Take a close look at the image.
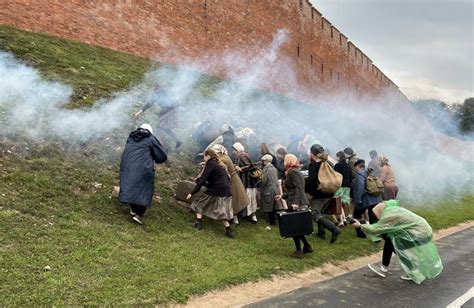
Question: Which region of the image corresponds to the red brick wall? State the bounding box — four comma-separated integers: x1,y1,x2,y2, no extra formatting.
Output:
0,0,405,102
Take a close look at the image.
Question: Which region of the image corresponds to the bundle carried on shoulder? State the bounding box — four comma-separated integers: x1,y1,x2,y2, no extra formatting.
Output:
317,152,342,193
366,168,384,196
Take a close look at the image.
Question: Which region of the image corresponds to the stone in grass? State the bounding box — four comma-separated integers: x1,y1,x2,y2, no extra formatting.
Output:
43,265,51,272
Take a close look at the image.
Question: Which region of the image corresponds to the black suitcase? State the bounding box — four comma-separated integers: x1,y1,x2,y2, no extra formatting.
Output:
174,180,205,203
277,210,314,238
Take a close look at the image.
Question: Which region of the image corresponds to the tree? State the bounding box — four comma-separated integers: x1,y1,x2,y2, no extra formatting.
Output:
459,97,474,133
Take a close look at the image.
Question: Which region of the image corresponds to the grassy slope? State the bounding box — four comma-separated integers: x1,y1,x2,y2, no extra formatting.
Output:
1,25,473,305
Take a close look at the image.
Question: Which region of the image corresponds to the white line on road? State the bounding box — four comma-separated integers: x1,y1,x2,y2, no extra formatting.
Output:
447,287,474,308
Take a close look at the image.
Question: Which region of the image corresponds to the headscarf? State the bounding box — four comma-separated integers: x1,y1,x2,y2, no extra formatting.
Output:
284,154,299,175
380,156,390,166
240,127,255,138
261,154,273,163
140,123,153,135
212,144,228,156
232,142,245,153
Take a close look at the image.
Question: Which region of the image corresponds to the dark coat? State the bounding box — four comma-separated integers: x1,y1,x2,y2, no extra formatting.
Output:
259,163,280,212
334,161,352,188
234,152,258,188
276,158,285,179
305,160,334,200
353,169,383,209
191,159,232,197
119,129,167,207
284,167,310,206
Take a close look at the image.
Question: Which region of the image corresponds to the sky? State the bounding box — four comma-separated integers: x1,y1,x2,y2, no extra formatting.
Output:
311,0,473,104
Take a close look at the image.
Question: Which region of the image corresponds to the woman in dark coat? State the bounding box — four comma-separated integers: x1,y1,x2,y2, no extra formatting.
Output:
119,124,167,225
259,154,283,225
187,148,235,238
277,154,313,258
212,144,249,225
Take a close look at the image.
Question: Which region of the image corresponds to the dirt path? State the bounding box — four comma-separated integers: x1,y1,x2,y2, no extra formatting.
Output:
180,221,474,308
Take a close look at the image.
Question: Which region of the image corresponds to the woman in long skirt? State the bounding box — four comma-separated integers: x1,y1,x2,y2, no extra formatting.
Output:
212,144,249,225
187,148,235,238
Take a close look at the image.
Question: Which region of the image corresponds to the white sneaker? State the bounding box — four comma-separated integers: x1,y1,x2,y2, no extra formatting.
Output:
400,275,412,281
132,215,143,225
368,263,386,278
380,265,389,273
130,208,136,216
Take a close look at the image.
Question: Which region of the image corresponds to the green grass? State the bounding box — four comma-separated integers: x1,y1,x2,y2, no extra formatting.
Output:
1,149,473,305
1,25,474,305
0,25,151,107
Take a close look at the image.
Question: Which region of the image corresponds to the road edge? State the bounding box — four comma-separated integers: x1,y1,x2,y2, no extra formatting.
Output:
180,220,474,308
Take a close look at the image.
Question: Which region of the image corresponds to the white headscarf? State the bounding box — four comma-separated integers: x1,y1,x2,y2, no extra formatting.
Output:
212,144,228,155
232,142,245,153
140,123,153,135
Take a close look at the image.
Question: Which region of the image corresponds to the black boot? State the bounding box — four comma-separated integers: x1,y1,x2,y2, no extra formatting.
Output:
320,218,340,243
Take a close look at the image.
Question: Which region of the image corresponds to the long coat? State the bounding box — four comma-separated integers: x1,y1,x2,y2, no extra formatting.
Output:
119,129,167,207
220,154,249,213
259,163,281,212
284,167,310,207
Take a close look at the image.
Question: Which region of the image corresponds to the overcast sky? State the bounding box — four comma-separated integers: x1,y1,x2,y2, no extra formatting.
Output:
311,0,473,104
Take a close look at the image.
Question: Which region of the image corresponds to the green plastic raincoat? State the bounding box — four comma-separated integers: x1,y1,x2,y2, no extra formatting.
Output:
361,200,443,284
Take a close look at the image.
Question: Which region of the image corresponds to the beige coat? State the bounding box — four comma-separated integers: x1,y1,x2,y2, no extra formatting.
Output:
380,165,397,187
220,154,249,213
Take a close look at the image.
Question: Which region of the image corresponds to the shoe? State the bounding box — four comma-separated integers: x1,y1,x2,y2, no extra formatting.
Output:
290,250,304,259
337,222,344,227
330,228,341,244
380,265,389,273
303,245,313,254
193,220,202,230
232,216,240,225
132,215,143,225
400,275,412,281
368,263,386,278
130,208,136,216
225,228,235,238
316,233,326,240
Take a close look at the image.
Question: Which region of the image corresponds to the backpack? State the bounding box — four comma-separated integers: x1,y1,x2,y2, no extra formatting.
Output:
317,153,342,194
365,168,384,196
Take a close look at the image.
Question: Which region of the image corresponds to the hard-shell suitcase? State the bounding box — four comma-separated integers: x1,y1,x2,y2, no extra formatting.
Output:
277,210,314,238
174,180,205,203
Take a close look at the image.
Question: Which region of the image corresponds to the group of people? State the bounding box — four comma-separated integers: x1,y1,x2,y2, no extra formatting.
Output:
117,85,441,284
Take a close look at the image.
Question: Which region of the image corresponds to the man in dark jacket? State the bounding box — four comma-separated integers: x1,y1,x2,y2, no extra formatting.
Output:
119,123,167,225
305,144,340,243
352,159,383,237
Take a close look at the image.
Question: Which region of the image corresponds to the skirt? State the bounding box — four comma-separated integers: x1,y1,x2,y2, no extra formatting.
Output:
190,194,233,221
383,186,399,201
246,188,258,215
335,187,351,206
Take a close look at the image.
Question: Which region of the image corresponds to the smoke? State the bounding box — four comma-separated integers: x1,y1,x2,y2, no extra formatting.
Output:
0,30,473,203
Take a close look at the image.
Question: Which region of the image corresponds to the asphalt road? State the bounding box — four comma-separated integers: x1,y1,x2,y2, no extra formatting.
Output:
248,227,474,308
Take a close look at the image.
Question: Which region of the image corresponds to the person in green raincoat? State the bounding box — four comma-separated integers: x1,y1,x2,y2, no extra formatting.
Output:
352,200,443,284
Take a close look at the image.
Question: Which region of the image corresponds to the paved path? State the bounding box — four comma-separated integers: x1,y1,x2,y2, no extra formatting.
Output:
248,227,474,308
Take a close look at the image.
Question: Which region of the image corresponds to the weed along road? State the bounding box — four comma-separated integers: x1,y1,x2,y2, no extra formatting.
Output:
248,227,474,308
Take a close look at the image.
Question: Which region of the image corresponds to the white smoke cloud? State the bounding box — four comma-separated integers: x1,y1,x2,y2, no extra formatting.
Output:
0,29,473,203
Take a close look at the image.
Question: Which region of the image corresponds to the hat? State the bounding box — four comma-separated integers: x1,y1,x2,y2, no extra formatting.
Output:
344,147,354,157
211,144,228,155
261,154,273,162
232,142,245,153
140,123,153,135
310,144,324,155
354,159,365,167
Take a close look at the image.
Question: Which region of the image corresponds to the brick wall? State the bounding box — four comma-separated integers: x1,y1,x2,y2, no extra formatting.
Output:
0,0,406,102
